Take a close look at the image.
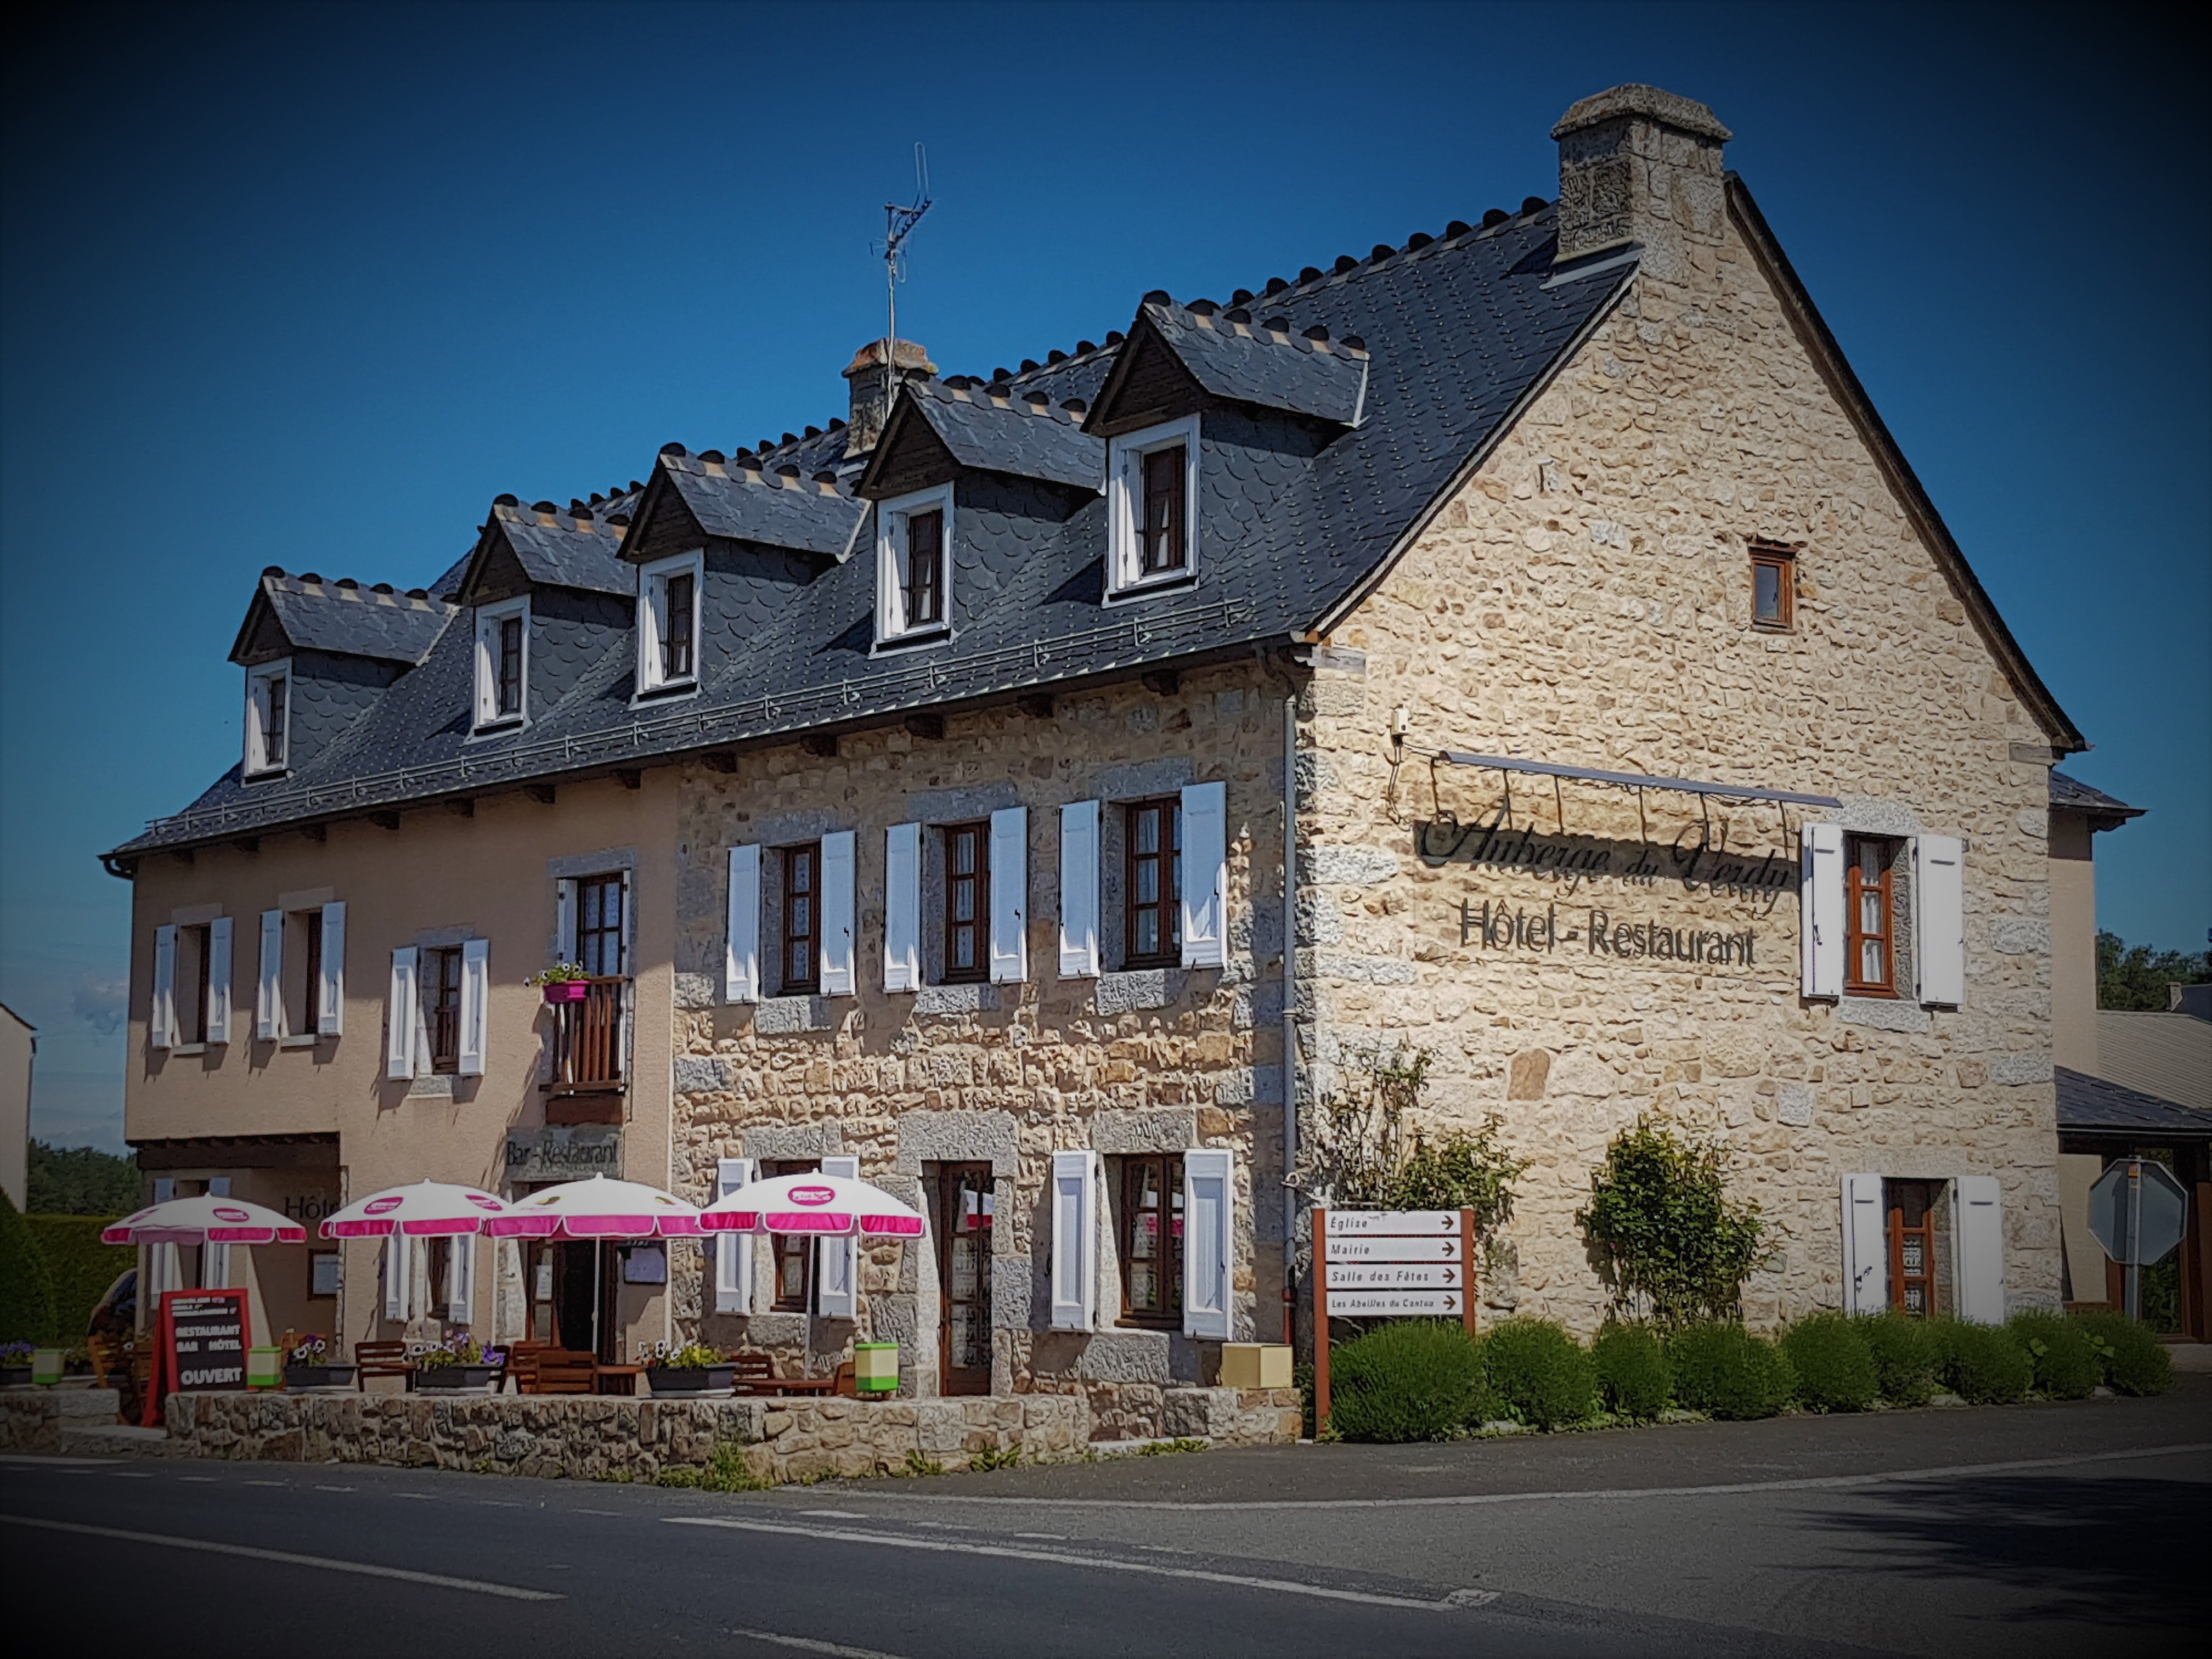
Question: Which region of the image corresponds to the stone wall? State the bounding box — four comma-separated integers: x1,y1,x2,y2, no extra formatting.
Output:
161,1386,1291,1481
0,1388,121,1452
667,665,1296,1401
1294,204,2063,1333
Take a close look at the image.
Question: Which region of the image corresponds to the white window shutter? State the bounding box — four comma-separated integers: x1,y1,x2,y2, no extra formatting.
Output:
819,831,857,996
1049,1150,1099,1331
317,901,346,1036
382,1232,412,1322
883,824,921,992
206,916,233,1043
244,678,263,771
555,878,578,966
386,947,419,1080
1800,823,1844,1000
151,925,178,1051
637,580,664,691
258,910,284,1039
724,847,760,1003
1914,836,1966,1007
458,938,490,1076
1955,1175,2005,1325
1180,781,1228,969
1182,1148,1235,1340
153,1178,177,1202
447,1237,476,1325
988,806,1028,984
816,1153,861,1318
876,515,902,640
713,1157,756,1314
1058,800,1101,978
1841,1173,1887,1314
473,613,496,725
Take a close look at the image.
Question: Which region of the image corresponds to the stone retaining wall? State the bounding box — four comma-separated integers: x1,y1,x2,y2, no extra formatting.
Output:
0,1388,121,1451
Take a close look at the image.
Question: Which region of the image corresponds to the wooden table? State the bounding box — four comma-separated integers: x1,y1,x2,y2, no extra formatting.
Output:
593,1363,647,1396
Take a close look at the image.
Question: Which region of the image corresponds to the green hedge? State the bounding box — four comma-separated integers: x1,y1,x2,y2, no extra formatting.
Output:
1329,1321,1492,1442
1484,1318,1597,1430
2005,1312,2100,1401
2069,1308,2174,1396
24,1216,134,1341
0,1192,60,1344
1934,1318,2033,1404
1591,1322,1671,1420
1857,1311,1938,1405
1781,1313,1878,1412
1667,1321,1795,1419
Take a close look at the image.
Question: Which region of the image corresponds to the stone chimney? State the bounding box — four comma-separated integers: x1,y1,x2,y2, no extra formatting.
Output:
1552,84,1733,285
841,337,936,456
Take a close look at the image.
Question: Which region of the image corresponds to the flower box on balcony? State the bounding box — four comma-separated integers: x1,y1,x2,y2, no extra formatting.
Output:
543,980,591,1004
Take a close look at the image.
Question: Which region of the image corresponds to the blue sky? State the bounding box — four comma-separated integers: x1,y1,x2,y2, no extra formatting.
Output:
3,3,2205,1152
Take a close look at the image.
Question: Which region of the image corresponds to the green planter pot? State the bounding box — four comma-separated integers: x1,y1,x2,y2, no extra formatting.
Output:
855,1341,899,1395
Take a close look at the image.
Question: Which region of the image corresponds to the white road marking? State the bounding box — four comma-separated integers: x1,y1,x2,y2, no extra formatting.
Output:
107,1471,154,1479
313,1484,355,1492
1,1515,563,1601
834,1440,2212,1511
245,1480,287,1488
0,1455,117,1467
392,1492,436,1500
669,1516,1466,1612
178,1476,218,1483
799,1509,871,1519
1012,1532,1066,1540
727,1628,912,1659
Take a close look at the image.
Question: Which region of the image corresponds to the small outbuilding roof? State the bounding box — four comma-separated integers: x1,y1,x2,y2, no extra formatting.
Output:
2056,1066,2212,1137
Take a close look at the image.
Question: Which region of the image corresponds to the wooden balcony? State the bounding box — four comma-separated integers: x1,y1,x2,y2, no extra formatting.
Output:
546,977,626,1123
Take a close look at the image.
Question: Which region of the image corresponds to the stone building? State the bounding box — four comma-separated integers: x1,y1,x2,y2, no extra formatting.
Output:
110,86,2091,1429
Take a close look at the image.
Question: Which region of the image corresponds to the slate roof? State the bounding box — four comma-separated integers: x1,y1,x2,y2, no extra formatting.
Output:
116,201,1651,856
485,490,641,596
2050,769,2144,822
229,572,457,668
2056,1066,2212,1137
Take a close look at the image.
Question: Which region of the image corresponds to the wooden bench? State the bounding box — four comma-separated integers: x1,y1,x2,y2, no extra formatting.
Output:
354,1340,416,1391
520,1350,597,1396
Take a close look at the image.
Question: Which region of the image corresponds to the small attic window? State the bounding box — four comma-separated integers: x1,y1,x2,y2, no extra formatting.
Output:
1106,416,1199,599
875,484,953,648
245,661,290,777
636,551,703,697
473,597,528,730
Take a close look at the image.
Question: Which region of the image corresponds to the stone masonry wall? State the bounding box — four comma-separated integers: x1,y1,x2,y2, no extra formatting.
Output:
1297,211,2062,1333
665,665,1295,1402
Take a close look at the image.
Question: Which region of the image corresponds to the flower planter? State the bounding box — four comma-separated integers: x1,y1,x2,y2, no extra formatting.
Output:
414,1364,501,1392
854,1341,899,1395
542,980,591,1004
0,1366,31,1389
284,1364,359,1391
647,1364,737,1395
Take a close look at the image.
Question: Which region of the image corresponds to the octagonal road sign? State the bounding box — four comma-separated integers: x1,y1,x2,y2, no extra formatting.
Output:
2087,1159,2189,1266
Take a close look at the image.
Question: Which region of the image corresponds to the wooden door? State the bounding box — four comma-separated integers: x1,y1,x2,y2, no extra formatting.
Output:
935,1164,994,1395
1887,1180,1939,1317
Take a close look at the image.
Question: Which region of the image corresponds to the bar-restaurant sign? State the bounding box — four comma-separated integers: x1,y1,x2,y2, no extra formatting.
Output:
505,1126,622,1182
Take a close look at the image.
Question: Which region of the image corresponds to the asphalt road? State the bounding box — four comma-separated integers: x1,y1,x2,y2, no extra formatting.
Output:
5,1383,2207,1658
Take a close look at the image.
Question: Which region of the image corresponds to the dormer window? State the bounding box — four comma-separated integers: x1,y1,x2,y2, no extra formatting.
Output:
637,551,703,696
245,662,290,776
1107,416,1198,597
875,484,953,647
473,597,529,729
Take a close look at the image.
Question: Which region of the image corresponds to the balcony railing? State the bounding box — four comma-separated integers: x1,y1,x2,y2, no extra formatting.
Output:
547,978,627,1111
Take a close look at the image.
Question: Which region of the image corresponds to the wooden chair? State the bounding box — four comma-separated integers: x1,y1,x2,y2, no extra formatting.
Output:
87,1334,126,1390
832,1361,857,1398
728,1352,776,1395
354,1340,416,1391
500,1340,552,1394
522,1350,597,1396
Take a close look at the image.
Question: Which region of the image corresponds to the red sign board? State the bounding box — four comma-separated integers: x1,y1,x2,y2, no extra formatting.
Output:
145,1288,251,1427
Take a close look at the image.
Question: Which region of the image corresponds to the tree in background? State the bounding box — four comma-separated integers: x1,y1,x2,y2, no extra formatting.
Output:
27,1142,140,1216
0,1191,60,1344
1578,1115,1768,1328
2096,931,2212,1012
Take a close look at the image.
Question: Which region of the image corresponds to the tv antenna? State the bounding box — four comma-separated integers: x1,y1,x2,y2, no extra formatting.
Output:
878,143,933,431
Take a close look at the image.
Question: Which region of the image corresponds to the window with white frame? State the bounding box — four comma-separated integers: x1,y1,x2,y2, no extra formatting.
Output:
245,662,291,776
1106,416,1198,597
874,484,953,646
473,597,529,728
636,551,703,696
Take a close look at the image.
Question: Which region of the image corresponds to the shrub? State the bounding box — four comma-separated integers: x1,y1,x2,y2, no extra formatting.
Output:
1483,1318,1598,1430
1934,1318,2032,1404
1591,1322,1671,1420
1781,1313,1879,1412
2005,1311,2100,1400
1329,1321,1490,1442
1294,1047,1526,1232
1857,1311,1938,1406
0,1193,59,1345
21,1217,134,1341
2069,1308,2174,1397
1577,1116,1768,1327
1667,1321,1795,1419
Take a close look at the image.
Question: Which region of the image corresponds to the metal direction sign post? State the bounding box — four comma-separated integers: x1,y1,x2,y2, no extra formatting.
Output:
2086,1158,2190,1321
1312,1207,1478,1436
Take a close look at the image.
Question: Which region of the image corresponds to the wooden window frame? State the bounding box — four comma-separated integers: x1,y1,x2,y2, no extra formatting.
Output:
1123,797,1182,969
1116,1152,1184,1328
780,842,821,995
285,907,323,1039
1138,444,1188,577
496,614,525,716
1884,1178,1942,1318
903,509,945,628
428,945,462,1074
941,820,989,984
1844,834,1897,997
1750,542,1796,633
576,873,627,980
662,571,696,682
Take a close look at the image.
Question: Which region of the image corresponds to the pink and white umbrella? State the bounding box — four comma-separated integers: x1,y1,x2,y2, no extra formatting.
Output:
699,1172,927,1238
319,1180,509,1240
101,1195,307,1246
485,1174,704,1239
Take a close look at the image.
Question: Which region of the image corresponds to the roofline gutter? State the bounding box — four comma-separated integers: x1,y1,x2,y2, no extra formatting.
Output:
1724,176,2086,754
